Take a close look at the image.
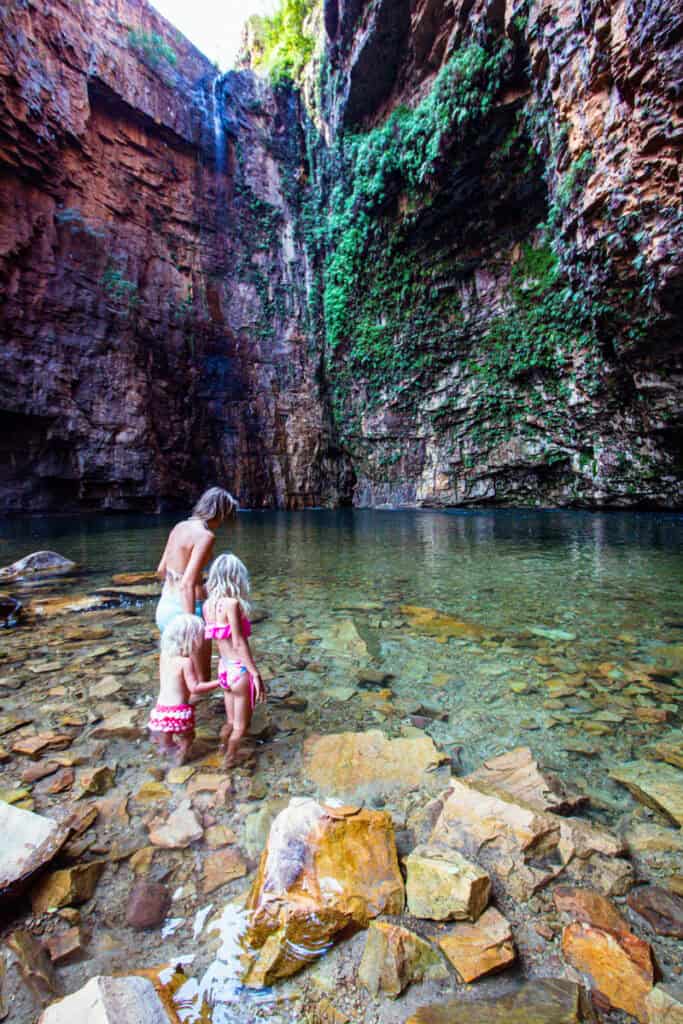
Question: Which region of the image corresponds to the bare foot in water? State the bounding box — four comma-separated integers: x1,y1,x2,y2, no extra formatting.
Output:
224,748,254,769
219,722,233,749
171,734,193,765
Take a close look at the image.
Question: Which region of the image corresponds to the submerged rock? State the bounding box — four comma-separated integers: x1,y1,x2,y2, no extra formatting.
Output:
44,927,83,965
645,983,683,1024
125,880,171,931
31,862,104,913
241,798,404,987
438,907,516,983
404,845,490,921
6,930,60,1006
0,593,22,627
358,921,447,998
405,978,585,1023
466,747,587,814
627,884,683,938
610,760,683,826
303,729,448,804
399,605,491,641
0,802,68,900
148,800,203,848
38,976,168,1023
0,551,77,582
318,619,369,659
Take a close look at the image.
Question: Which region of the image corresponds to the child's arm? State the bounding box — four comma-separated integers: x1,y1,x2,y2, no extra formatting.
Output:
225,601,266,703
184,658,219,695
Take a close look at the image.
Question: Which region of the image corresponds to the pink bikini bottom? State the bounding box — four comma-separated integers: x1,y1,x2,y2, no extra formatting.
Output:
218,659,255,708
148,703,195,734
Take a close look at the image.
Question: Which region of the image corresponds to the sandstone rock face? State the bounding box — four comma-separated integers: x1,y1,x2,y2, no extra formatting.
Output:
241,798,404,987
404,845,491,921
358,921,447,998
0,0,351,511
302,729,449,804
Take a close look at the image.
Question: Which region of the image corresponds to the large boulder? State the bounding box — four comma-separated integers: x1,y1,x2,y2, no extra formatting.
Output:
0,551,77,582
303,729,449,804
241,798,404,987
0,802,68,901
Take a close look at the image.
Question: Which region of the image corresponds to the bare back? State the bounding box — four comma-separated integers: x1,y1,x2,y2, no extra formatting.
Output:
158,652,195,705
157,518,215,605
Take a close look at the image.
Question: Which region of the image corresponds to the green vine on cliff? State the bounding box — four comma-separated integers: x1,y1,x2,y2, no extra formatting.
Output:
128,29,178,69
248,0,317,84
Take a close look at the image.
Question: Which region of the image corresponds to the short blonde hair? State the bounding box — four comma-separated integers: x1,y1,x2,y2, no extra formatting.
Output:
161,614,204,657
206,553,251,614
193,487,238,525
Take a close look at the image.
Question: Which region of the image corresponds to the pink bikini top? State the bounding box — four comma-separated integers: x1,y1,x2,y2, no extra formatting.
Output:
204,616,252,641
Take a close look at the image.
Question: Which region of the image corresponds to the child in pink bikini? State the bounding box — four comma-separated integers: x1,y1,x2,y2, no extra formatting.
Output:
203,553,266,766
149,614,219,764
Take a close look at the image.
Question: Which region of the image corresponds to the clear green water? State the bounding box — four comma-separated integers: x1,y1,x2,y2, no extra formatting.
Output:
2,508,682,795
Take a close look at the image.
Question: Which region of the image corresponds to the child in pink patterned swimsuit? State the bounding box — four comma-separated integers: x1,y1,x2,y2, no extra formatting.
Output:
203,553,266,767
149,614,219,764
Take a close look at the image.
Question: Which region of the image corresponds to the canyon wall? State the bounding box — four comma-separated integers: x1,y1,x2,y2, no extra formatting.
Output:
0,0,351,511
0,0,681,511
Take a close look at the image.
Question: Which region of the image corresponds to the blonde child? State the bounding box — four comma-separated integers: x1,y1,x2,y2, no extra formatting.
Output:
149,613,219,764
203,553,266,766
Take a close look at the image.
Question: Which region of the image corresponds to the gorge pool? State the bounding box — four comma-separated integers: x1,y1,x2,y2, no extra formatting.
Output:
1,509,681,1022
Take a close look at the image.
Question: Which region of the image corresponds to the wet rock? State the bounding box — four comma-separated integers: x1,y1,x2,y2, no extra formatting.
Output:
241,798,404,987
627,884,683,938
557,818,633,896
668,875,683,896
202,848,248,893
29,594,108,617
400,605,490,641
553,886,629,935
358,920,447,997
44,927,82,964
645,983,683,1024
405,978,585,1023
42,769,74,795
0,713,32,736
610,760,683,826
31,862,105,913
6,930,60,1006
148,800,203,848
129,847,156,876
110,572,159,585
624,822,683,854
89,677,123,700
561,906,654,1022
12,733,73,758
466,747,587,814
205,825,237,848
91,710,143,740
0,593,22,627
125,880,171,930
438,907,516,983
303,729,448,804
0,551,76,582
650,732,683,770
38,975,168,1023
0,802,68,900
77,765,115,797
21,761,59,783
404,845,490,921
356,667,393,688
318,619,369,659
244,798,288,857
134,781,171,803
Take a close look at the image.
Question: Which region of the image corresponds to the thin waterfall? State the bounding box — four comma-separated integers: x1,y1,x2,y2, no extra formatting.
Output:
212,73,225,174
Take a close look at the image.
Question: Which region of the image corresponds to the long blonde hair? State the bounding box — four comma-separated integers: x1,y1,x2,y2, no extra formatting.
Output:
160,613,204,657
192,487,238,524
206,553,251,615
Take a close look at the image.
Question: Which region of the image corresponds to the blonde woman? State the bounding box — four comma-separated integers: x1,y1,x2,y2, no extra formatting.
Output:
155,487,237,677
149,614,219,764
203,553,266,766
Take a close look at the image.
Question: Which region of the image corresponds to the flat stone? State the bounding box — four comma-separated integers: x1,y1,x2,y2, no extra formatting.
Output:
43,768,74,794
31,862,105,913
166,766,195,785
148,801,203,848
405,978,584,1023
202,848,248,893
0,714,32,736
241,798,404,987
318,619,368,658
44,927,82,964
625,822,683,854
466,747,587,814
651,732,683,770
12,733,73,758
187,773,226,797
38,975,168,1023
134,781,171,803
0,802,68,900
205,825,237,848
438,907,516,983
358,921,447,998
400,605,490,641
404,845,490,921
21,761,59,783
125,880,171,930
91,710,142,740
303,729,448,804
6,929,59,1005
0,551,76,581
645,983,683,1024
77,766,115,797
562,920,654,1021
610,760,683,826
553,886,630,935
88,677,123,699
627,884,683,938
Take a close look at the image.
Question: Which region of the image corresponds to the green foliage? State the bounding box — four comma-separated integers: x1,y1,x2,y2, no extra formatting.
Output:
128,28,178,69
250,0,317,83
323,40,511,369
102,263,138,315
